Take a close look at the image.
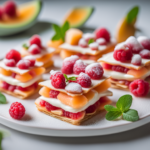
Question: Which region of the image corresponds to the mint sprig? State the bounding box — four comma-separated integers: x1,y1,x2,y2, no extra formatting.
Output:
63,74,77,82
88,39,94,45
104,94,139,122
0,130,9,150
126,6,139,24
51,21,70,42
22,43,29,49
0,92,6,104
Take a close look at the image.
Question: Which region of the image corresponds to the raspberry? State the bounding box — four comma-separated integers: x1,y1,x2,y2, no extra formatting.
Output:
17,59,31,69
96,38,107,45
50,70,61,80
125,36,143,53
129,79,149,97
62,110,84,120
102,63,112,70
24,55,36,67
49,90,60,98
131,54,142,66
45,101,58,111
4,1,17,17
73,60,87,75
78,38,88,48
11,72,16,78
85,63,104,80
113,43,133,62
5,49,21,63
137,36,150,50
28,44,41,55
125,81,131,86
9,102,25,120
8,85,16,92
77,72,91,88
29,35,42,48
4,59,16,67
51,72,66,89
0,7,3,20
2,81,10,90
61,55,79,74
89,42,99,50
95,28,110,42
112,65,129,73
139,49,150,59
83,33,96,42
39,100,46,107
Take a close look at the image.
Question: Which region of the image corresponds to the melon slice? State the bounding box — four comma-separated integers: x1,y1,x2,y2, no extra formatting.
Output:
39,87,50,98
60,49,77,59
65,28,83,45
36,53,52,62
0,68,12,76
63,7,94,28
15,72,33,82
0,0,42,36
127,67,148,78
31,67,45,76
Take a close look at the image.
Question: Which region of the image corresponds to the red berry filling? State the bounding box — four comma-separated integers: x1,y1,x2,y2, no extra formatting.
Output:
39,100,46,107
49,90,60,98
45,101,59,111
9,102,25,120
110,78,131,87
129,79,149,97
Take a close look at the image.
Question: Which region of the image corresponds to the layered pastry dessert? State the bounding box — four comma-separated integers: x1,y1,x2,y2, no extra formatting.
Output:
98,36,150,92
21,35,54,72
59,27,116,64
0,49,45,99
35,55,112,125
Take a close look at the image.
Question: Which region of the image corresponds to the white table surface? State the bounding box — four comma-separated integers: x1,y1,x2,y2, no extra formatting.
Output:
0,0,150,149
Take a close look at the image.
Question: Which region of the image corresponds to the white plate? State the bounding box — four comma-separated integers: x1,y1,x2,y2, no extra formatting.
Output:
0,55,150,137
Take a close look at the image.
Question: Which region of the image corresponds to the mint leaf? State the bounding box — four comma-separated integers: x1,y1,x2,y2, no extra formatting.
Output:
116,94,132,112
63,74,68,82
22,43,29,49
52,24,62,35
0,93,6,104
123,109,139,121
88,39,94,45
104,105,120,112
62,21,70,37
51,34,61,41
126,6,139,24
105,111,122,121
0,132,2,150
68,77,77,81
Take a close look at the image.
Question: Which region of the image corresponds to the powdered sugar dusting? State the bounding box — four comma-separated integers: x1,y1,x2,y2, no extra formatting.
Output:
85,63,101,74
65,82,82,94
89,42,98,50
64,55,79,63
114,42,128,51
131,54,142,64
83,33,96,41
78,38,88,47
24,55,36,61
17,59,30,66
137,36,150,43
96,38,107,45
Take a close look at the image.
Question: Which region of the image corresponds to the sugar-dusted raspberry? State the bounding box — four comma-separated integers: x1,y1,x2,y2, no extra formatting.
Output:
73,60,87,75
83,33,96,42
49,90,60,98
4,1,17,17
62,110,84,120
17,59,31,69
29,35,42,48
11,72,16,78
50,70,61,80
95,27,110,42
89,42,99,50
96,38,107,45
112,65,129,73
2,81,10,90
0,7,3,20
45,101,59,111
85,63,104,80
9,102,25,120
61,55,79,74
102,63,112,70
139,49,150,59
125,36,143,53
5,49,21,63
77,72,91,88
28,44,41,55
39,100,46,107
137,36,150,50
113,42,133,62
131,54,142,66
8,85,16,92
51,72,66,89
129,79,149,97
4,59,16,67
24,55,36,67
78,38,88,48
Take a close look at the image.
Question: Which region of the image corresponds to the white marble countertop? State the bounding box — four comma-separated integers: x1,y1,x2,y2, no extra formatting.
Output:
0,0,150,149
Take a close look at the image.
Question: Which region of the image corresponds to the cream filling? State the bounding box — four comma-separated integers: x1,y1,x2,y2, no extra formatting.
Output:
35,90,112,113
0,74,42,87
104,69,150,81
